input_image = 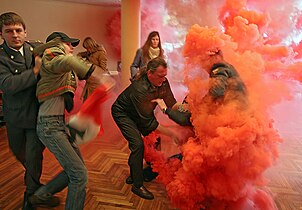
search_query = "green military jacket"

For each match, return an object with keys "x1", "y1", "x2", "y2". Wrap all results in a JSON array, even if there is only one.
[{"x1": 36, "y1": 41, "x2": 93, "y2": 103}]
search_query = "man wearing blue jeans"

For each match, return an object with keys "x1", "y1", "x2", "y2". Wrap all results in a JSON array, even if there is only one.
[{"x1": 31, "y1": 32, "x2": 96, "y2": 209}]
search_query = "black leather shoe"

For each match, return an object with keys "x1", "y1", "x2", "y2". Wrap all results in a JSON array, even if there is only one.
[
  {"x1": 29, "y1": 193, "x2": 60, "y2": 208},
  {"x1": 125, "y1": 176, "x2": 133, "y2": 184},
  {"x1": 169, "y1": 153, "x2": 183, "y2": 161},
  {"x1": 131, "y1": 185, "x2": 154, "y2": 200},
  {"x1": 143, "y1": 166, "x2": 158, "y2": 182},
  {"x1": 22, "y1": 192, "x2": 35, "y2": 210}
]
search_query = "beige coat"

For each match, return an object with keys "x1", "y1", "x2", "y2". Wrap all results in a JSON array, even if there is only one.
[{"x1": 80, "y1": 45, "x2": 108, "y2": 100}]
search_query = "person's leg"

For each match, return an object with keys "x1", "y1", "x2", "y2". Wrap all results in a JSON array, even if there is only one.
[
  {"x1": 6, "y1": 124, "x2": 59, "y2": 209},
  {"x1": 37, "y1": 115, "x2": 87, "y2": 210},
  {"x1": 111, "y1": 112, "x2": 144, "y2": 187},
  {"x1": 6, "y1": 124, "x2": 40, "y2": 210},
  {"x1": 112, "y1": 108, "x2": 153, "y2": 200},
  {"x1": 6, "y1": 124, "x2": 27, "y2": 168},
  {"x1": 144, "y1": 136, "x2": 161, "y2": 182},
  {"x1": 24, "y1": 129, "x2": 45, "y2": 194}
]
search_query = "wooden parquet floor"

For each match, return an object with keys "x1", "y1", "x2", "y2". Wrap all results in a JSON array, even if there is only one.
[
  {"x1": 0, "y1": 95, "x2": 302, "y2": 210},
  {"x1": 0, "y1": 124, "x2": 178, "y2": 210}
]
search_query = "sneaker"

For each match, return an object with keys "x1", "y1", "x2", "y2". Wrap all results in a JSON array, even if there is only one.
[{"x1": 29, "y1": 193, "x2": 60, "y2": 208}]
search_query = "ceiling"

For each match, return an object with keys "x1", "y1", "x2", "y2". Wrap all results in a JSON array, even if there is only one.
[{"x1": 56, "y1": 0, "x2": 121, "y2": 6}]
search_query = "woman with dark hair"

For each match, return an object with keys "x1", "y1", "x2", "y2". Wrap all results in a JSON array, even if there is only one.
[{"x1": 130, "y1": 31, "x2": 164, "y2": 81}]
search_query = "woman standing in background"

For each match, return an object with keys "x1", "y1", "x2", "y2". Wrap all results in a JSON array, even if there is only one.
[{"x1": 130, "y1": 31, "x2": 164, "y2": 81}]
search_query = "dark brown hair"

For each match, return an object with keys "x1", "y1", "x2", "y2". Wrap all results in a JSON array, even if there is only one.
[
  {"x1": 135, "y1": 57, "x2": 167, "y2": 80},
  {"x1": 141, "y1": 31, "x2": 164, "y2": 61},
  {"x1": 0, "y1": 12, "x2": 26, "y2": 31}
]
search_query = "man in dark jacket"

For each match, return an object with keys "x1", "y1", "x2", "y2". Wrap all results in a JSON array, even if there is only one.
[
  {"x1": 112, "y1": 57, "x2": 178, "y2": 200},
  {"x1": 0, "y1": 12, "x2": 59, "y2": 209}
]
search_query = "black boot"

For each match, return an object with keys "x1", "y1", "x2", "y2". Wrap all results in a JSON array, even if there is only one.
[
  {"x1": 22, "y1": 192, "x2": 35, "y2": 210},
  {"x1": 125, "y1": 175, "x2": 133, "y2": 184},
  {"x1": 168, "y1": 153, "x2": 183, "y2": 161},
  {"x1": 143, "y1": 165, "x2": 158, "y2": 182}
]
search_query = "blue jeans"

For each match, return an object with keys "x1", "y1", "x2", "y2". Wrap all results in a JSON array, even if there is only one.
[{"x1": 37, "y1": 115, "x2": 87, "y2": 210}]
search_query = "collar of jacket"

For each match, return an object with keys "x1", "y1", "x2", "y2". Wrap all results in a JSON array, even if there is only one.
[
  {"x1": 140, "y1": 74, "x2": 166, "y2": 92},
  {"x1": 2, "y1": 41, "x2": 34, "y2": 68},
  {"x1": 2, "y1": 41, "x2": 25, "y2": 63}
]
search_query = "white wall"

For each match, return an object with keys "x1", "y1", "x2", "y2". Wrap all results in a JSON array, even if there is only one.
[{"x1": 0, "y1": 0, "x2": 120, "y2": 71}]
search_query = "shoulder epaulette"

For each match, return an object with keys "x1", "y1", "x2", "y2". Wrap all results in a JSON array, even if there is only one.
[
  {"x1": 26, "y1": 40, "x2": 43, "y2": 44},
  {"x1": 26, "y1": 40, "x2": 44, "y2": 48}
]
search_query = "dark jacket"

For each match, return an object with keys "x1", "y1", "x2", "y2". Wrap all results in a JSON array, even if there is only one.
[
  {"x1": 165, "y1": 108, "x2": 192, "y2": 126},
  {"x1": 112, "y1": 75, "x2": 177, "y2": 136},
  {"x1": 0, "y1": 41, "x2": 41, "y2": 128},
  {"x1": 130, "y1": 48, "x2": 145, "y2": 79},
  {"x1": 164, "y1": 62, "x2": 247, "y2": 127},
  {"x1": 207, "y1": 62, "x2": 247, "y2": 105}
]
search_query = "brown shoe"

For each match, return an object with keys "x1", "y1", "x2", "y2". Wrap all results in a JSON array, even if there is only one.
[
  {"x1": 131, "y1": 185, "x2": 154, "y2": 200},
  {"x1": 29, "y1": 193, "x2": 60, "y2": 208}
]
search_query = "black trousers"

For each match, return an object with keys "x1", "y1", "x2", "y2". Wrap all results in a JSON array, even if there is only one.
[
  {"x1": 112, "y1": 108, "x2": 145, "y2": 187},
  {"x1": 6, "y1": 123, "x2": 45, "y2": 194}
]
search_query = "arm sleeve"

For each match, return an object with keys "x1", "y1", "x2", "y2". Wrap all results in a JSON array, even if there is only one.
[
  {"x1": 130, "y1": 49, "x2": 142, "y2": 78},
  {"x1": 165, "y1": 108, "x2": 192, "y2": 126},
  {"x1": 49, "y1": 54, "x2": 93, "y2": 80},
  {"x1": 163, "y1": 80, "x2": 177, "y2": 107},
  {"x1": 0, "y1": 64, "x2": 37, "y2": 95}
]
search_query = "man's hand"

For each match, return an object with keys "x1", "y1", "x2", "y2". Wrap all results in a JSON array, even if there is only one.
[{"x1": 33, "y1": 56, "x2": 42, "y2": 75}]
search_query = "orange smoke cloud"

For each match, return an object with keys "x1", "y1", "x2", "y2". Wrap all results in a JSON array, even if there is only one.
[{"x1": 137, "y1": 0, "x2": 302, "y2": 209}]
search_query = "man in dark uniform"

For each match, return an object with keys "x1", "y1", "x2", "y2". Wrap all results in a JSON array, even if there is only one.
[
  {"x1": 0, "y1": 12, "x2": 59, "y2": 209},
  {"x1": 155, "y1": 49, "x2": 247, "y2": 129},
  {"x1": 152, "y1": 49, "x2": 248, "y2": 160},
  {"x1": 112, "y1": 57, "x2": 179, "y2": 200},
  {"x1": 199, "y1": 49, "x2": 248, "y2": 108}
]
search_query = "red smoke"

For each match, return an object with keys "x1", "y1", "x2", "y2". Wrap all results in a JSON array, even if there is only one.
[
  {"x1": 103, "y1": 0, "x2": 302, "y2": 209},
  {"x1": 105, "y1": 10, "x2": 121, "y2": 59},
  {"x1": 142, "y1": 0, "x2": 302, "y2": 209}
]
